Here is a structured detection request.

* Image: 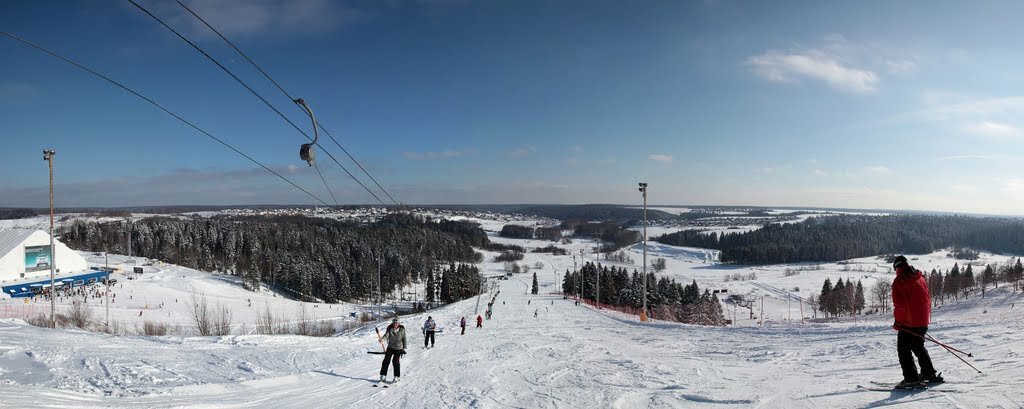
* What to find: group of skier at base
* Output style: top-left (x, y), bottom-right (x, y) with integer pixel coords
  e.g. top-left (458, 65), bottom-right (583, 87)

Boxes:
top-left (379, 256), bottom-right (941, 389)
top-left (377, 314), bottom-right (485, 384)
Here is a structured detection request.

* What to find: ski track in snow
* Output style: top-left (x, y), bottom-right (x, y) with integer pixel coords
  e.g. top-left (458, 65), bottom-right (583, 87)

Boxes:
top-left (0, 225), bottom-right (1022, 407)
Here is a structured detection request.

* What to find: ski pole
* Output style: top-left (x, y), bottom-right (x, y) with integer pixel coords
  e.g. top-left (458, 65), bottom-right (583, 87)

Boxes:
top-left (896, 327), bottom-right (983, 374)
top-left (896, 327), bottom-right (972, 357)
top-left (937, 343), bottom-right (983, 374)
top-left (924, 333), bottom-right (973, 358)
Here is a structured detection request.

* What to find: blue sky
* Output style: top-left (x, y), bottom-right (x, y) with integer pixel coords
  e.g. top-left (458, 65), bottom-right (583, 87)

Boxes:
top-left (2, 1), bottom-right (1024, 214)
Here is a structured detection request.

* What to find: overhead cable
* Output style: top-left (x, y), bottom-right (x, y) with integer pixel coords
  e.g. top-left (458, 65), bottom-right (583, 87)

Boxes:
top-left (0, 31), bottom-right (330, 207)
top-left (129, 0), bottom-right (387, 206)
top-left (175, 0), bottom-right (400, 206)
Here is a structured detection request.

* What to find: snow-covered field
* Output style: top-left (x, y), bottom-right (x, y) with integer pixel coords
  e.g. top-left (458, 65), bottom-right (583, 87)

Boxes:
top-left (0, 213), bottom-right (1022, 408)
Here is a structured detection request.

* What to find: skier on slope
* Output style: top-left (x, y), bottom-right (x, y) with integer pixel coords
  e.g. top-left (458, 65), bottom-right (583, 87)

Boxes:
top-left (476, 314), bottom-right (483, 328)
top-left (460, 316), bottom-right (467, 335)
top-left (422, 316), bottom-right (437, 348)
top-left (378, 318), bottom-right (407, 384)
top-left (891, 255), bottom-right (943, 388)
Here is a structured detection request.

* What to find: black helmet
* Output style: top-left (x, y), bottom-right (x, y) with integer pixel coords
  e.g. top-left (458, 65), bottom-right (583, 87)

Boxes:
top-left (892, 255), bottom-right (909, 270)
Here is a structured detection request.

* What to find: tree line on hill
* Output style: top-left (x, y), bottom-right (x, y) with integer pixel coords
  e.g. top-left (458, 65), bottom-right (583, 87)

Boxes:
top-left (500, 221), bottom-right (641, 252)
top-left (60, 213), bottom-right (489, 304)
top-left (813, 258), bottom-right (1024, 318)
top-left (561, 262), bottom-right (726, 325)
top-left (653, 215), bottom-right (1024, 265)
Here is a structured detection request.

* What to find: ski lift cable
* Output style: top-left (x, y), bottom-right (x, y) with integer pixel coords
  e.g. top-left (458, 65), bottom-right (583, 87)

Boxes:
top-left (129, 0), bottom-right (387, 206)
top-left (0, 31), bottom-right (330, 207)
top-left (314, 163), bottom-right (339, 206)
top-left (175, 0), bottom-right (401, 206)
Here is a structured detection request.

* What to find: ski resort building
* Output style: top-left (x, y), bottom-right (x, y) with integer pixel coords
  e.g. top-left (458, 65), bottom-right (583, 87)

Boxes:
top-left (0, 229), bottom-right (88, 286)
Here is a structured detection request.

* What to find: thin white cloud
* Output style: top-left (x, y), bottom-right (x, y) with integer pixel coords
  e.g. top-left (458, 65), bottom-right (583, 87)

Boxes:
top-left (936, 154), bottom-right (1007, 161)
top-left (745, 49), bottom-right (879, 93)
top-left (754, 167), bottom-right (775, 174)
top-left (964, 121), bottom-right (1020, 138)
top-left (649, 154), bottom-right (674, 164)
top-left (565, 158), bottom-right (579, 165)
top-left (885, 59), bottom-right (917, 75)
top-left (510, 145), bottom-right (537, 158)
top-left (951, 185), bottom-right (978, 193)
top-left (903, 96), bottom-right (1024, 122)
top-left (866, 165), bottom-right (892, 174)
top-left (402, 149), bottom-right (466, 160)
top-left (813, 169), bottom-right (828, 177)
top-left (569, 145), bottom-right (583, 153)
top-left (1003, 178), bottom-right (1024, 200)
top-left (286, 164), bottom-right (300, 173)
top-left (157, 0), bottom-right (356, 39)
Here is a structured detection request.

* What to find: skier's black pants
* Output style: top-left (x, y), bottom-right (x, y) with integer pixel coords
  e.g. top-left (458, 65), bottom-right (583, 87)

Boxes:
top-left (461, 325), bottom-right (465, 335)
top-left (897, 326), bottom-right (935, 381)
top-left (424, 330), bottom-right (435, 347)
top-left (380, 348), bottom-right (401, 377)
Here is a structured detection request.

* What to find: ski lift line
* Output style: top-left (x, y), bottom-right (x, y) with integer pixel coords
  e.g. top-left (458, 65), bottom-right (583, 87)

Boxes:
top-left (175, 0), bottom-right (401, 206)
top-left (313, 163), bottom-right (339, 206)
top-left (131, 0), bottom-right (387, 206)
top-left (0, 31), bottom-right (330, 207)
top-left (126, 0), bottom-right (313, 142)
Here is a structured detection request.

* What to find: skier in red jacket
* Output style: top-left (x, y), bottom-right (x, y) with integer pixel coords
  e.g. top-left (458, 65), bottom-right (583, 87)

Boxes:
top-left (891, 255), bottom-right (942, 388)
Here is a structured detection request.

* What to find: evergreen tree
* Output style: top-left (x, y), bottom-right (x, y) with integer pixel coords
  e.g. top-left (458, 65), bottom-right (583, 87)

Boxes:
top-left (854, 280), bottom-right (866, 314)
top-left (531, 272), bottom-right (539, 295)
top-left (947, 265), bottom-right (961, 301)
top-left (963, 264), bottom-right (975, 298)
top-left (819, 278), bottom-right (832, 317)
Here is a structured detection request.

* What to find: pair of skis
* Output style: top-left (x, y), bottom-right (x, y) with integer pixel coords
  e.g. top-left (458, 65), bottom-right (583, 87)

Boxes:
top-left (858, 374), bottom-right (948, 392)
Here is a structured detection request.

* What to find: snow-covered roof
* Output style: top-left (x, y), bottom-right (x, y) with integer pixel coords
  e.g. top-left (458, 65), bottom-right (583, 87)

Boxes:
top-left (0, 229), bottom-right (39, 258)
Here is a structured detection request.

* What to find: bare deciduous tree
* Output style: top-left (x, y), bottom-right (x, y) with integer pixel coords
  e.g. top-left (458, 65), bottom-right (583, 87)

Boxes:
top-left (872, 281), bottom-right (892, 313)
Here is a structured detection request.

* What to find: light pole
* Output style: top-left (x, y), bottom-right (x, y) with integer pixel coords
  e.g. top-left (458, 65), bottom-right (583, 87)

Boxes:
top-left (376, 255), bottom-right (382, 322)
top-left (578, 249), bottom-right (584, 302)
top-left (572, 255), bottom-right (576, 300)
top-left (639, 182), bottom-right (648, 322)
top-left (593, 245), bottom-right (600, 309)
top-left (43, 149), bottom-right (56, 329)
top-left (105, 251), bottom-right (110, 329)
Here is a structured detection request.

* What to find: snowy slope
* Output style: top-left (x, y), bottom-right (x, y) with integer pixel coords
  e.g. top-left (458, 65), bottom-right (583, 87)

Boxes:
top-left (1, 213), bottom-right (1022, 407)
top-left (1, 256), bottom-right (1022, 408)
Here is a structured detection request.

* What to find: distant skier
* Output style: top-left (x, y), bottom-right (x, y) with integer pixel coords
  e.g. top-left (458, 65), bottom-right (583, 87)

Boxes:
top-left (534, 309), bottom-right (538, 317)
top-left (422, 316), bottom-right (437, 348)
top-left (476, 315), bottom-right (483, 328)
top-left (528, 300), bottom-right (531, 305)
top-left (460, 316), bottom-right (467, 335)
top-left (378, 318), bottom-right (407, 384)
top-left (891, 255), bottom-right (943, 388)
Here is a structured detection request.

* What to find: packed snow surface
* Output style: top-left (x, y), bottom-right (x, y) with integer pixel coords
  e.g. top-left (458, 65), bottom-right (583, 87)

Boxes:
top-left (0, 214), bottom-right (1022, 408)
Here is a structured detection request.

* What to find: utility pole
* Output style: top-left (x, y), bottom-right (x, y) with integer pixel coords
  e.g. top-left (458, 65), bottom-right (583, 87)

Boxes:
top-left (572, 255), bottom-right (576, 299)
top-left (105, 251), bottom-right (109, 329)
top-left (639, 182), bottom-right (648, 322)
top-left (377, 255), bottom-right (382, 322)
top-left (43, 149), bottom-right (56, 329)
top-left (578, 249), bottom-right (584, 302)
top-left (595, 245), bottom-right (600, 309)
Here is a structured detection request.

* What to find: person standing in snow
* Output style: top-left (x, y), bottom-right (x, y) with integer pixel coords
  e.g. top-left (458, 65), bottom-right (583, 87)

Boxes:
top-left (379, 318), bottom-right (407, 383)
top-left (460, 316), bottom-right (467, 335)
top-left (891, 255), bottom-right (942, 388)
top-left (476, 315), bottom-right (483, 328)
top-left (422, 316), bottom-right (437, 348)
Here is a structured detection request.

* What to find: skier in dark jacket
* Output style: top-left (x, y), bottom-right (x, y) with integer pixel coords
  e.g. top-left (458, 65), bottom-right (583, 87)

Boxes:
top-left (891, 255), bottom-right (942, 388)
top-left (460, 316), bottom-right (467, 335)
top-left (379, 318), bottom-right (407, 384)
top-left (476, 315), bottom-right (483, 328)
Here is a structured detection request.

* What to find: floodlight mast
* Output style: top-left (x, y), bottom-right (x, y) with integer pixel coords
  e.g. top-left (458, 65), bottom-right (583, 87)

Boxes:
top-left (43, 149), bottom-right (56, 328)
top-left (294, 98), bottom-right (319, 166)
top-left (639, 182), bottom-right (648, 322)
